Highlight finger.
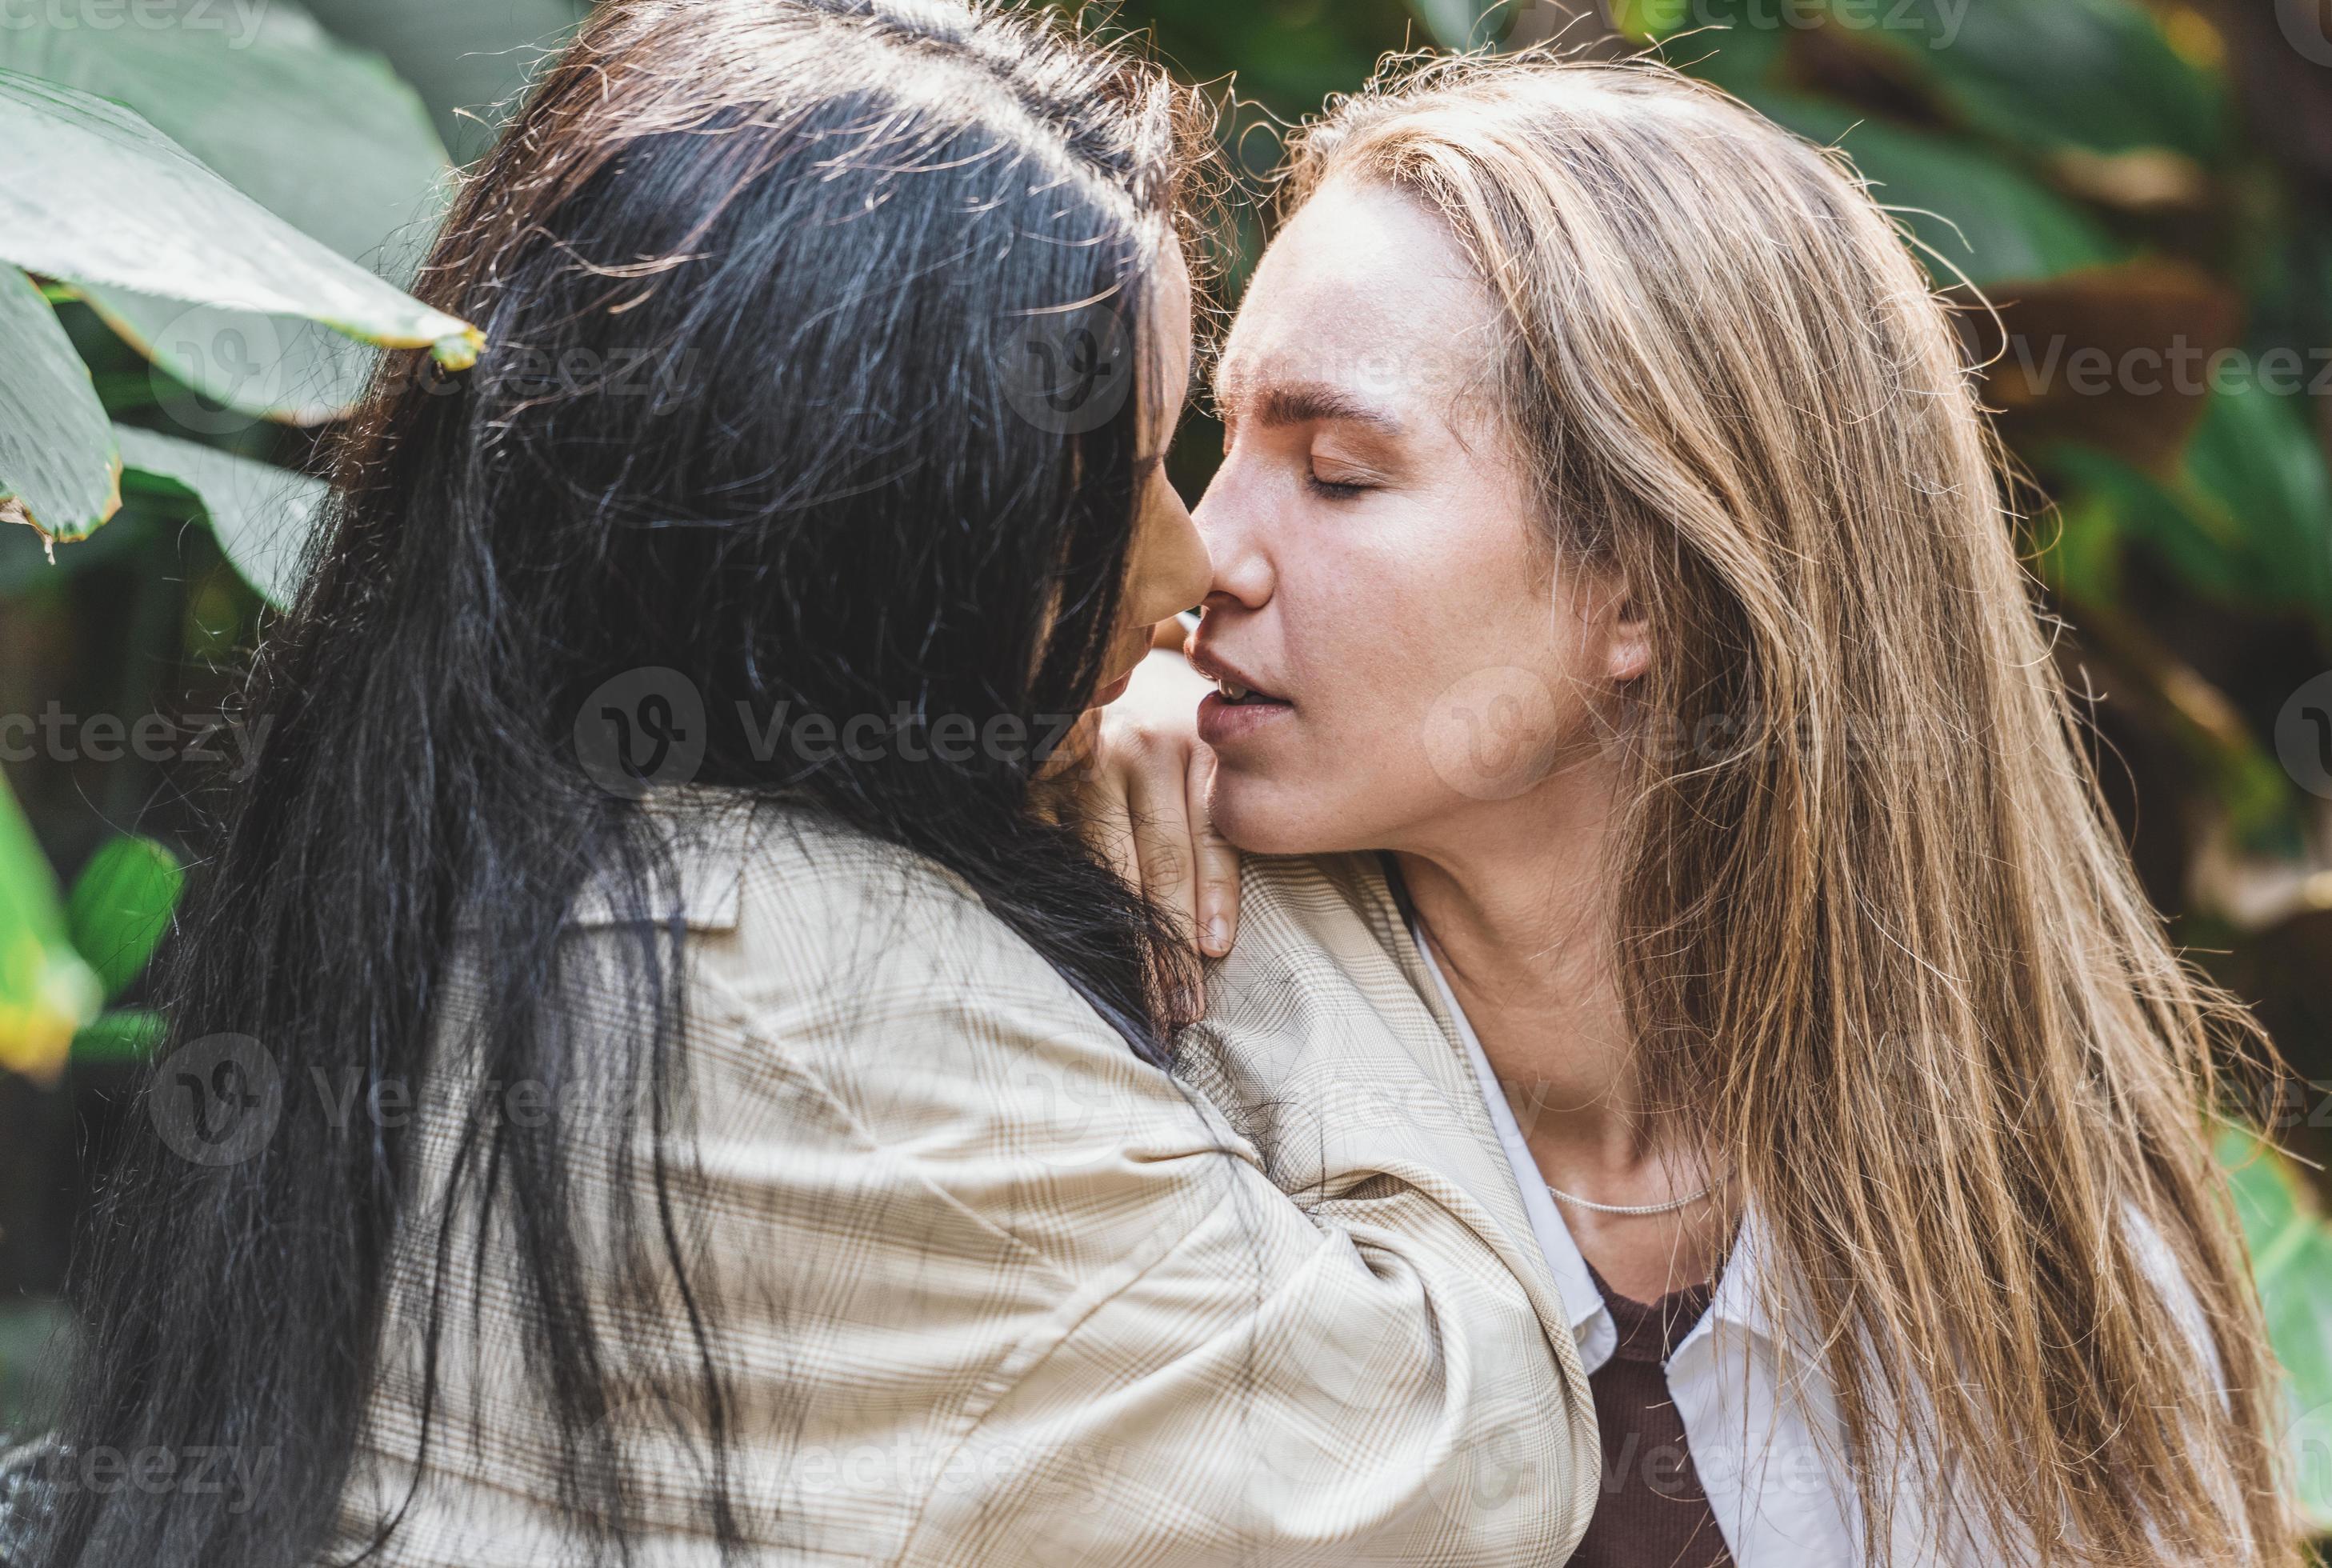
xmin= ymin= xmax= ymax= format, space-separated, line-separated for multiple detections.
xmin=1122 ymin=766 xmax=1209 ymax=1021
xmin=1075 ymin=754 xmax=1145 ymax=892
xmin=1186 ymin=745 xmax=1241 ymax=958
xmin=1125 ymin=763 xmax=1198 ymax=954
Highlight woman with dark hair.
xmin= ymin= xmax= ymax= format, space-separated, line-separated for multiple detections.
xmin=14 ymin=4 xmax=1598 ymax=1566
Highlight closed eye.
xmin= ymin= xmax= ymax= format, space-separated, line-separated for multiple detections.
xmin=1306 ymin=469 xmax=1378 ymax=501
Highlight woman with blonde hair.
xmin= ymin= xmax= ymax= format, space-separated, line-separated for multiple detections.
xmin=1094 ymin=48 xmax=2302 ymax=1567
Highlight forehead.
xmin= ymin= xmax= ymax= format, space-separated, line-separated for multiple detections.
xmin=1216 ymin=178 xmax=1498 ymax=419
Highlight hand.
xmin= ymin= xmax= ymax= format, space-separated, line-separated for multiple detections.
xmin=1066 ymin=646 xmax=1242 ymax=967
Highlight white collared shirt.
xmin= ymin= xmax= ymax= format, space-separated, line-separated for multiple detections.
xmin=1401 ymin=921 xmax=2264 ymax=1563
xmin=1412 ymin=924 xmax=1890 ymax=1565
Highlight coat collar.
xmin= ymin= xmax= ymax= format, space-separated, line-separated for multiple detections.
xmin=562 ymin=786 xmax=762 ymax=931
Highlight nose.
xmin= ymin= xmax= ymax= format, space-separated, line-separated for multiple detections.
xmin=1193 ymin=456 xmax=1272 ymax=612
xmin=1126 ymin=473 xmax=1211 ymax=627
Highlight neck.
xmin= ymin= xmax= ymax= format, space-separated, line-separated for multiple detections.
xmin=1392 ymin=762 xmax=1699 ymax=1200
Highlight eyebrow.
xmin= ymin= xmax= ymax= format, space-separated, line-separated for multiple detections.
xmin=1216 ymin=377 xmax=1405 ymax=435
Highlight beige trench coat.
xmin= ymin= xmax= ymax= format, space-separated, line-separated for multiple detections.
xmin=324 ymin=795 xmax=1595 ymax=1566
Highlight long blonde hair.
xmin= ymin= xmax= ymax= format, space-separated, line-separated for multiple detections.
xmin=1283 ymin=51 xmax=2298 ymax=1566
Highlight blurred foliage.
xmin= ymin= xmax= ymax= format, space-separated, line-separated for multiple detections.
xmin=2226 ymin=1126 xmax=2332 ymax=1530
xmin=0 ymin=779 xmax=96 ymax=1086
xmin=0 ymin=0 xmax=2327 ymax=1524
xmin=0 ymin=0 xmax=520 ymax=1434
xmin=65 ymin=835 xmax=180 ymax=1006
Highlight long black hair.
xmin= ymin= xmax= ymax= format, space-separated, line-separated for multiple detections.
xmin=31 ymin=3 xmax=1210 ymax=1563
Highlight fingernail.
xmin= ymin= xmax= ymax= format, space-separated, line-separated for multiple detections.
xmin=1203 ymin=916 xmax=1230 ymax=956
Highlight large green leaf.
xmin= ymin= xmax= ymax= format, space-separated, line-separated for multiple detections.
xmin=0 ymin=0 xmax=447 ymax=260
xmin=1814 ymin=0 xmax=2226 ymax=165
xmin=302 ymin=0 xmax=589 ymax=164
xmin=114 ymin=426 xmax=327 ymax=609
xmin=0 ymin=69 xmax=481 ymax=369
xmin=0 ymin=0 xmax=454 ymax=425
xmin=2219 ymin=1129 xmax=2332 ymax=1530
xmin=66 ymin=834 xmax=182 ymax=1002
xmin=0 ymin=264 xmax=118 ymax=541
xmin=2048 ymin=383 xmax=2332 ymax=631
xmin=1745 ymin=91 xmax=2130 ymax=288
xmin=0 ymin=774 xmax=104 ymax=1085
xmin=2181 ymin=382 xmax=2332 ymax=634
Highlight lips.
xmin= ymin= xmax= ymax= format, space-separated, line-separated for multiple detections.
xmin=1187 ymin=643 xmax=1292 ymax=748
xmin=1196 ymin=687 xmax=1291 ymax=747
xmin=1186 ymin=646 xmax=1289 ymax=709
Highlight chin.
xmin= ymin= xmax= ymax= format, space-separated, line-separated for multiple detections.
xmin=1206 ymin=766 xmax=1359 ymax=858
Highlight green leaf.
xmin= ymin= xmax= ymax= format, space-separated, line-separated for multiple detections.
xmin=1815 ymin=0 xmax=2226 ymax=164
xmin=2034 ymin=489 xmax=2125 ymax=606
xmin=1744 ymin=90 xmax=2129 ymax=287
xmin=0 ymin=773 xmax=104 ymax=1084
xmin=2219 ymin=1129 xmax=2332 ymax=1530
xmin=66 ymin=834 xmax=182 ymax=1001
xmin=2049 ymin=442 xmax=2262 ymax=603
xmin=0 ymin=68 xmax=482 ymax=370
xmin=70 ymin=1006 xmax=167 ymax=1066
xmin=0 ymin=0 xmax=448 ymax=259
xmin=0 ymin=263 xmax=119 ymax=541
xmin=2181 ymin=382 xmax=2332 ymax=636
xmin=0 ymin=0 xmax=455 ymax=424
xmin=1611 ymin=0 xmax=1691 ymax=40
xmin=114 ymin=426 xmax=326 ymax=608
xmin=1403 ymin=0 xmax=1483 ymax=50
xmin=2048 ymin=383 xmax=2332 ymax=630
xmin=302 ymin=0 xmax=589 ymax=164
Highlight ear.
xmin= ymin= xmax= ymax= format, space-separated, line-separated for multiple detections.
xmin=1598 ymin=572 xmax=1650 ymax=685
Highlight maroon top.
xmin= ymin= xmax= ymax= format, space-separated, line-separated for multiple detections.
xmin=1567 ymin=1260 xmax=1736 ymax=1568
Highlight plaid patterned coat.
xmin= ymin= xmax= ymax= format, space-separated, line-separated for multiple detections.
xmin=322 ymin=798 xmax=1596 ymax=1566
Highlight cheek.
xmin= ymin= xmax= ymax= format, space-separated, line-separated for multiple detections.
xmin=1294 ymin=522 xmax=1535 ymax=742
xmin=1215 ymin=516 xmax=1589 ymax=850
xmin=1207 ymin=538 xmax=1499 ymax=853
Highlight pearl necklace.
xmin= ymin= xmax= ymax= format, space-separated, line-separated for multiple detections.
xmin=1544 ymin=1179 xmax=1715 ymax=1217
